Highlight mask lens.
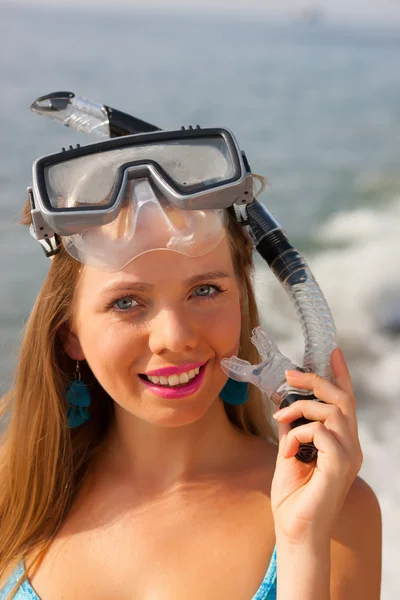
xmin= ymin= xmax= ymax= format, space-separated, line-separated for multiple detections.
xmin=43 ymin=136 xmax=237 ymax=210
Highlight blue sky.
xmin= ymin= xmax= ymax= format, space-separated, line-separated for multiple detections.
xmin=12 ymin=0 xmax=400 ymax=24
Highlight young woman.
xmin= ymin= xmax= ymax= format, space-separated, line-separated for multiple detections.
xmin=0 ymin=129 xmax=381 ymax=599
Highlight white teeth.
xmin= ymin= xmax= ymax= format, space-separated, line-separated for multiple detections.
xmin=146 ymin=366 xmax=203 ymax=387
xmin=179 ymin=372 xmax=189 ymax=384
xmin=168 ymin=374 xmax=180 ymax=386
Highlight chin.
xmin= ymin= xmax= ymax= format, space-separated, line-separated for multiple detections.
xmin=143 ymin=398 xmax=217 ymax=428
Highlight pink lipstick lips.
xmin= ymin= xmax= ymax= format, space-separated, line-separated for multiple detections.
xmin=144 ymin=362 xmax=206 ymax=377
xmin=139 ymin=362 xmax=208 ymax=399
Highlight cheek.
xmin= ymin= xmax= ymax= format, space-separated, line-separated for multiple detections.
xmin=76 ymin=319 xmax=145 ymax=387
xmin=203 ymin=300 xmax=242 ymax=357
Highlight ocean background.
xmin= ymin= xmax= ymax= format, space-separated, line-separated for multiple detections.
xmin=0 ymin=3 xmax=399 ymax=596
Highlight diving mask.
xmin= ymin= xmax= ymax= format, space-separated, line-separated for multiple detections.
xmin=28 ymin=128 xmax=253 ymax=270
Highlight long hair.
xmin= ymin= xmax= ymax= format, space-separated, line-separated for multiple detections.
xmin=0 ymin=178 xmax=277 ymax=591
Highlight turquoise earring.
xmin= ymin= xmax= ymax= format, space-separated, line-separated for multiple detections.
xmin=220 ymin=378 xmax=249 ymax=405
xmin=66 ymin=361 xmax=91 ymax=428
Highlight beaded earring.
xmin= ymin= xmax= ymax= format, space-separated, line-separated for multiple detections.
xmin=66 ymin=361 xmax=91 ymax=428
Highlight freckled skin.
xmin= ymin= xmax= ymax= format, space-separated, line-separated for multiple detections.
xmin=66 ymin=236 xmax=242 ymax=428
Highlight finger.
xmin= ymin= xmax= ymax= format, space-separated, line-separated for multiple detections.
xmin=284 ymin=421 xmax=344 ymax=461
xmin=283 ymin=370 xmax=359 ymax=440
xmin=330 ymin=348 xmax=354 ymax=397
xmin=273 ymin=400 xmax=354 ymax=453
xmin=285 ymin=369 xmax=355 ymax=415
xmin=277 ymin=421 xmax=291 ymax=461
xmin=274 ymin=400 xmax=346 ymax=423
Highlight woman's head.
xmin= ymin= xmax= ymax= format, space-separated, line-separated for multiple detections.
xmin=64 ymin=233 xmax=242 ymax=429
xmin=0 ymin=186 xmax=277 ymax=581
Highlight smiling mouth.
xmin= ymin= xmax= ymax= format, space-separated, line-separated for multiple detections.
xmin=138 ymin=364 xmax=207 ymax=388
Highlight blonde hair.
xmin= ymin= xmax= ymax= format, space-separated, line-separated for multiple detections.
xmin=0 ymin=177 xmax=277 ymax=592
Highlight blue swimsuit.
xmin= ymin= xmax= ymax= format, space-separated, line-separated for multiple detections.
xmin=0 ymin=547 xmax=277 ymax=599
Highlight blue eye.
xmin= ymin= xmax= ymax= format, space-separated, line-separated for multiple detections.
xmin=113 ymin=297 xmax=137 ymax=311
xmin=195 ymin=285 xmax=214 ymax=296
xmin=193 ymin=284 xmax=226 ymax=299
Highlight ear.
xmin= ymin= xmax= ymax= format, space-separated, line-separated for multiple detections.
xmin=58 ymin=323 xmax=85 ymax=361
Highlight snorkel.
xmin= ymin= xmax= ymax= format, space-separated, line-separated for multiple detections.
xmin=31 ymin=91 xmax=161 ymax=137
xmin=30 ymin=91 xmax=338 ymax=463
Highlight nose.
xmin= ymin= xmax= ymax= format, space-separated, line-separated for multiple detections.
xmin=148 ymin=308 xmax=198 ymax=355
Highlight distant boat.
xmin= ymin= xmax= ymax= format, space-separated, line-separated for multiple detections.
xmin=293 ymin=6 xmax=324 ymax=24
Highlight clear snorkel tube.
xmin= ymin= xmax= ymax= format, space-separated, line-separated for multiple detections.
xmin=31 ymin=91 xmax=338 ymax=463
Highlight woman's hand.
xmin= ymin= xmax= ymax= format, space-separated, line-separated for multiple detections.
xmin=270 ymin=347 xmax=363 ymax=546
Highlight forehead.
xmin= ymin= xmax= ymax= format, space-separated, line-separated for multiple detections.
xmin=77 ymin=235 xmax=235 ymax=293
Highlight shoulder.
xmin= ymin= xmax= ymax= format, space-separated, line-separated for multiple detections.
xmin=330 ymin=475 xmax=382 ymax=599
xmin=332 ymin=475 xmax=382 ymax=548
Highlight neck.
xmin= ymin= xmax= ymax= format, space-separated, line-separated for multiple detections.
xmin=101 ymin=398 xmax=246 ymax=494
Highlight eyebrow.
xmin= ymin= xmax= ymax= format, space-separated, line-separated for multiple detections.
xmin=101 ymin=271 xmax=231 ymax=295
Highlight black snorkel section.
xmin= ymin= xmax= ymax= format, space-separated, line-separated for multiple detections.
xmin=104 ymin=105 xmax=160 ymax=137
xmin=30 ymin=91 xmax=338 ymax=463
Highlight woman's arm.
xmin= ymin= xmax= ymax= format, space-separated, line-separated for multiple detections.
xmin=271 ymin=349 xmax=382 ymax=599
xmin=275 ymin=475 xmax=382 ymax=599
xmin=275 ymin=536 xmax=331 ymax=599
xmin=330 ymin=475 xmax=382 ymax=599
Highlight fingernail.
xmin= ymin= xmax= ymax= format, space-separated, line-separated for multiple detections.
xmin=331 ymin=348 xmax=345 ymax=379
xmin=285 ymin=369 xmax=303 ymax=378
xmin=332 ymin=346 xmax=343 ymax=359
xmin=273 ymin=407 xmax=288 ymax=419
xmin=337 ymin=348 xmax=345 ymax=361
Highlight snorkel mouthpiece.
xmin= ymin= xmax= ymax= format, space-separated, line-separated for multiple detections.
xmin=221 ymin=328 xmax=298 ymax=400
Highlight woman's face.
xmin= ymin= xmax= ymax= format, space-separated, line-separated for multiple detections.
xmin=66 ymin=236 xmax=242 ymax=427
